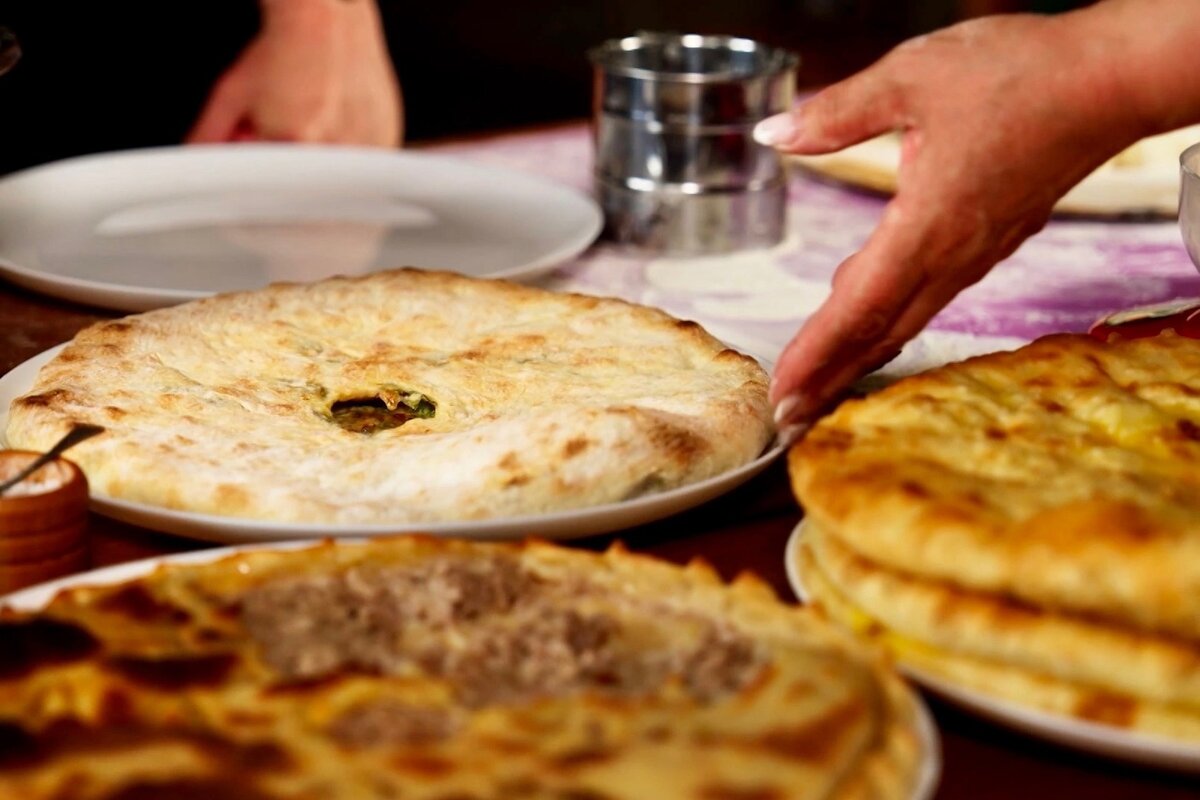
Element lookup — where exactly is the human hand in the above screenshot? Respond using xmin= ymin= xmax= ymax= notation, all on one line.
xmin=187 ymin=0 xmax=402 ymax=147
xmin=756 ymin=11 xmax=1152 ymax=436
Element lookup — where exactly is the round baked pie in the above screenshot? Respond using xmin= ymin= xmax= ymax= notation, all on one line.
xmin=790 ymin=332 xmax=1200 ymax=742
xmin=0 ymin=537 xmax=934 ymax=800
xmin=5 ymin=269 xmax=772 ymax=524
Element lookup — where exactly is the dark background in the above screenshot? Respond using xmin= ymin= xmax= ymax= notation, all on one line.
xmin=0 ymin=0 xmax=1089 ymax=175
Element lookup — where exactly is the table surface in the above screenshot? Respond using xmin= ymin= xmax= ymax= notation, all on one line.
xmin=3 ymin=124 xmax=1200 ymax=798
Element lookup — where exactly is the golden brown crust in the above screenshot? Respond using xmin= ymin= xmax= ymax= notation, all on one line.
xmin=6 ymin=269 xmax=772 ymax=524
xmin=0 ymin=537 xmax=930 ymax=800
xmin=794 ymin=527 xmax=1200 ymax=742
xmin=791 ymin=332 xmax=1200 ymax=641
xmin=806 ymin=520 xmax=1200 ymax=711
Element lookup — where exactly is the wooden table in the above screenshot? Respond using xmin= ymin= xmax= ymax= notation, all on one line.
xmin=3 ymin=278 xmax=1198 ymax=798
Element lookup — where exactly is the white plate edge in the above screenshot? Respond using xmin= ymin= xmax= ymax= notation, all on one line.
xmin=0 ymin=539 xmax=328 ymax=610
xmin=0 ymin=144 xmax=604 ymax=311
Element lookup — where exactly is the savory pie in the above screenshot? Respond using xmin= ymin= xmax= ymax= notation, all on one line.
xmin=0 ymin=536 xmax=932 ymax=799
xmin=789 ymin=331 xmax=1200 ymax=740
xmin=4 ymin=269 xmax=773 ymax=524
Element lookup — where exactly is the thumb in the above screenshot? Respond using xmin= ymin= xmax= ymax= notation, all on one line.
xmin=754 ymin=69 xmax=906 ymax=155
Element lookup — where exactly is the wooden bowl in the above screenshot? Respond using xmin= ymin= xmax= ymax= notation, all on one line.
xmin=0 ymin=451 xmax=89 ymax=590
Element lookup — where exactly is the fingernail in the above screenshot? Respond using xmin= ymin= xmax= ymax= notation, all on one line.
xmin=777 ymin=422 xmax=809 ymax=449
xmin=773 ymin=394 xmax=807 ymax=427
xmin=753 ymin=113 xmax=799 ymax=147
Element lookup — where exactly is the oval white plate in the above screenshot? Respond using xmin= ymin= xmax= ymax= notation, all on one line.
xmin=0 ymin=538 xmax=941 ymax=800
xmin=0 ymin=345 xmax=782 ymax=544
xmin=0 ymin=144 xmax=602 ymax=311
xmin=785 ymin=520 xmax=1200 ymax=773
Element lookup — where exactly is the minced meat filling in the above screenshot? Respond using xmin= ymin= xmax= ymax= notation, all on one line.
xmin=239 ymin=555 xmax=765 ymax=710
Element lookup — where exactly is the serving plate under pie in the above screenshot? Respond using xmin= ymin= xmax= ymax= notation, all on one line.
xmin=784 ymin=520 xmax=1200 ymax=773
xmin=0 ymin=144 xmax=602 ymax=312
xmin=0 ymin=346 xmax=783 ymax=544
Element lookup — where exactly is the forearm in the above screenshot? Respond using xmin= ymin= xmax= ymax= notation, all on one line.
xmin=1064 ymin=0 xmax=1200 ymax=135
xmin=258 ymin=0 xmax=384 ymax=38
xmin=765 ymin=3 xmax=1200 ymax=419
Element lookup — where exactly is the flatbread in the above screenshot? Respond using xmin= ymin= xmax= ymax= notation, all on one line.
xmin=0 ymin=536 xmax=931 ymax=800
xmin=790 ymin=332 xmax=1200 ymax=642
xmin=5 ymin=269 xmax=772 ymax=524
xmin=804 ymin=520 xmax=1200 ymax=715
xmin=790 ymin=125 xmax=1200 ymax=216
xmin=794 ymin=527 xmax=1200 ymax=742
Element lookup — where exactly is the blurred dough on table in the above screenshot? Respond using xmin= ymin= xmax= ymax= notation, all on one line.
xmin=791 ymin=124 xmax=1200 ymax=216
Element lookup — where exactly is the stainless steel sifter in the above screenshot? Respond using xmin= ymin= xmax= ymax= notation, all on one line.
xmin=589 ymin=32 xmax=798 ymax=254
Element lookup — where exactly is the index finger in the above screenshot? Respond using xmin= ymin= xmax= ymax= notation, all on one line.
xmin=769 ymin=203 xmax=931 ymax=412
xmin=754 ymin=54 xmax=909 ymax=154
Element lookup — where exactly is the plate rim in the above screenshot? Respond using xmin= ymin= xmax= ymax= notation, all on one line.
xmin=0 ymin=343 xmax=783 ymax=544
xmin=0 ymin=143 xmax=603 ymax=312
xmin=785 ymin=519 xmax=1200 ymax=771
xmin=0 ymin=539 xmax=320 ymax=611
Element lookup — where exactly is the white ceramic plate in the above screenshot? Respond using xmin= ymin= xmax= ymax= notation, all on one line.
xmin=785 ymin=520 xmax=1200 ymax=772
xmin=790 ymin=129 xmax=1194 ymax=217
xmin=0 ymin=345 xmax=782 ymax=544
xmin=0 ymin=144 xmax=602 ymax=311
xmin=0 ymin=538 xmax=942 ymax=800
xmin=0 ymin=541 xmax=322 ymax=611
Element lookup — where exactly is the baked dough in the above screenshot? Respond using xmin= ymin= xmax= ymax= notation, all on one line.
xmin=791 ymin=125 xmax=1200 ymax=216
xmin=0 ymin=536 xmax=932 ymax=800
xmin=5 ymin=269 xmax=772 ymax=524
xmin=788 ymin=331 xmax=1200 ymax=743
xmin=795 ymin=523 xmax=1200 ymax=742
xmin=791 ymin=332 xmax=1200 ymax=641
xmin=795 ymin=521 xmax=1200 ymax=742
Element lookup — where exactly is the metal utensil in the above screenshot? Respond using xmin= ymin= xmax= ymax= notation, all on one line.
xmin=1180 ymin=142 xmax=1200 ymax=273
xmin=0 ymin=424 xmax=103 ymax=496
xmin=589 ymin=32 xmax=798 ymax=254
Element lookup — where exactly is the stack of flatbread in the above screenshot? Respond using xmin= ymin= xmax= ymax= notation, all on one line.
xmin=790 ymin=331 xmax=1200 ymax=741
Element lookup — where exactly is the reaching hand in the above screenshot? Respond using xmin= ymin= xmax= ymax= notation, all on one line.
xmin=757 ymin=10 xmax=1154 ymax=436
xmin=187 ymin=0 xmax=402 ymax=147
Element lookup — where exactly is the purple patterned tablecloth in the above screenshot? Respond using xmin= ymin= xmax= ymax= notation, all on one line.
xmin=435 ymin=123 xmax=1200 ymax=376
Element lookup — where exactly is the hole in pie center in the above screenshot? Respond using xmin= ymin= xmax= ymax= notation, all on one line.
xmin=329 ymin=389 xmax=436 ymax=435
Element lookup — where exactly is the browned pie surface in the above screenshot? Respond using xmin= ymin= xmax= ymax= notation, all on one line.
xmin=0 ymin=537 xmax=929 ymax=800
xmin=791 ymin=332 xmax=1200 ymax=641
xmin=6 ymin=269 xmax=772 ymax=525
